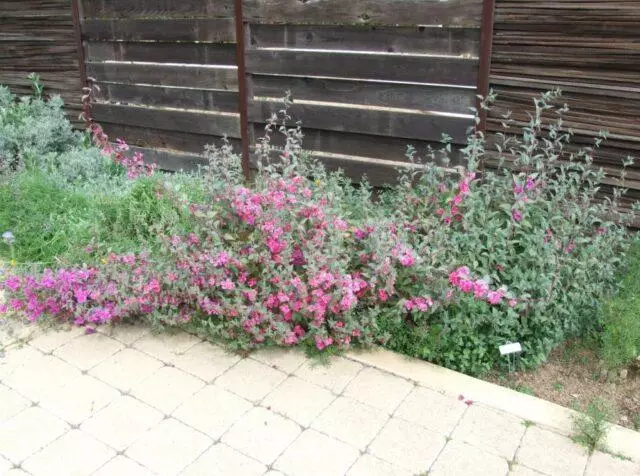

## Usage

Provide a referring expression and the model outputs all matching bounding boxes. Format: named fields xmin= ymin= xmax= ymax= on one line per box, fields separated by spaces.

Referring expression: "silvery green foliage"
xmin=0 ymin=86 xmax=83 ymax=172
xmin=379 ymin=90 xmax=632 ymax=375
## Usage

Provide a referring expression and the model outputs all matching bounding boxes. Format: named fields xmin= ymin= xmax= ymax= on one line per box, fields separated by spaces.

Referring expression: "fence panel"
xmin=243 ymin=0 xmax=483 ymax=185
xmin=488 ymin=0 xmax=640 ymax=211
xmin=79 ymin=0 xmax=241 ymax=170
xmin=0 ymin=0 xmax=82 ymax=123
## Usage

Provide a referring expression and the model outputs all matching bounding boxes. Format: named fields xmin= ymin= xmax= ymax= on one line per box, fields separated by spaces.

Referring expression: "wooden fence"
xmin=73 ymin=0 xmax=484 ymax=184
xmin=488 ymin=0 xmax=640 ymax=210
xmin=1 ymin=0 xmax=640 ymax=197
xmin=0 ymin=0 xmax=83 ymax=123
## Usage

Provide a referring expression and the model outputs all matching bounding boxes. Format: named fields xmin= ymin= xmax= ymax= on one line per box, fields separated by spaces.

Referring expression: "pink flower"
xmin=526 ymin=177 xmax=535 ymax=190
xmin=378 ymin=290 xmax=389 ymax=302
xmin=459 ymin=279 xmax=474 ymax=293
xmin=487 ymin=290 xmax=504 ymax=305
xmin=452 ymin=194 xmax=463 ymax=206
xmin=473 ymin=279 xmax=489 ymax=298
xmin=220 ymin=279 xmax=235 ymax=290
xmin=511 ymin=209 xmax=522 ymax=222
xmin=436 ymin=208 xmax=445 ymax=217
xmin=3 ymin=276 xmax=21 ymax=291
xmin=333 ymin=218 xmax=348 ymax=231
xmin=508 ymin=299 xmax=517 ymax=308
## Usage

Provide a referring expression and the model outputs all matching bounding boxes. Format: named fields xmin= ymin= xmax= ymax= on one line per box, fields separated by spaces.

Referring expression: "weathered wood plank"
xmin=86 ymin=62 xmax=238 ymax=90
xmin=249 ymin=24 xmax=479 ymax=56
xmin=101 ymin=123 xmax=239 ymax=154
xmin=130 ymin=146 xmax=207 ymax=172
xmin=249 ymin=100 xmax=473 ymax=143
xmin=96 ymin=83 xmax=238 ymax=112
xmin=92 ymin=103 xmax=241 ymax=137
xmin=82 ymin=18 xmax=236 ymax=42
xmin=243 ymin=0 xmax=483 ymax=27
xmin=252 ymin=75 xmax=475 ymax=114
xmin=81 ymin=0 xmax=235 ymax=19
xmin=251 ymin=125 xmax=464 ymax=165
xmin=85 ymin=42 xmax=237 ymax=65
xmin=246 ymin=50 xmax=478 ymax=86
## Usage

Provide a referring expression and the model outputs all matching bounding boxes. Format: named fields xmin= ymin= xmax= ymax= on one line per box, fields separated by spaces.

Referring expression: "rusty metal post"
xmin=476 ymin=0 xmax=496 ymax=134
xmin=234 ymin=0 xmax=251 ymax=180
xmin=71 ymin=0 xmax=90 ymax=128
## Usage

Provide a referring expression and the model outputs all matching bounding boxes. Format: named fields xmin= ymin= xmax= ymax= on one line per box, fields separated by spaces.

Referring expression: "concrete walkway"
xmin=0 ymin=320 xmax=639 ymax=476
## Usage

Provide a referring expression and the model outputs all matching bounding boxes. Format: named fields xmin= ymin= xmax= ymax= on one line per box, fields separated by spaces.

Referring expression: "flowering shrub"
xmin=0 ymin=89 xmax=635 ymax=374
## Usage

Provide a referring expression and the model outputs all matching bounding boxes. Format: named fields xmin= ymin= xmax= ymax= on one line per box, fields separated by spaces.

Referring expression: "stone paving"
xmin=0 ymin=321 xmax=639 ymax=476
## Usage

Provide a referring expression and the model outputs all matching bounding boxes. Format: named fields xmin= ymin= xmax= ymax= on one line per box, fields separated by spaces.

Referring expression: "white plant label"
xmin=499 ymin=342 xmax=522 ymax=356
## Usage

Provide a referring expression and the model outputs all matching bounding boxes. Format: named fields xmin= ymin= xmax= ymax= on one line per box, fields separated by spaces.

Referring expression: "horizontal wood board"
xmin=488 ymin=0 xmax=640 ymax=192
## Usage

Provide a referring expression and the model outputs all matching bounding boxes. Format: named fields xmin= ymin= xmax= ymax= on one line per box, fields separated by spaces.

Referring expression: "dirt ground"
xmin=487 ymin=340 xmax=640 ymax=431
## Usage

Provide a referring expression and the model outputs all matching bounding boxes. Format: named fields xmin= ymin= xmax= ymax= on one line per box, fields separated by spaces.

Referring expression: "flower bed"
xmin=0 ymin=86 xmax=635 ymax=375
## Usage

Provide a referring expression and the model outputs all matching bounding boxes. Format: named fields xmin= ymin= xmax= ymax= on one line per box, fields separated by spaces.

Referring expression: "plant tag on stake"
xmin=499 ymin=342 xmax=522 ymax=355
xmin=499 ymin=342 xmax=522 ymax=373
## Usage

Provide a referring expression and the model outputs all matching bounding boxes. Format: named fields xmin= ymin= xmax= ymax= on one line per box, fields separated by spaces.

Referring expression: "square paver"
xmin=133 ymin=331 xmax=201 ymax=363
xmin=173 ymin=342 xmax=241 ymax=383
xmin=262 ymin=376 xmax=335 ymax=426
xmin=2 ymin=352 xmax=80 ymax=401
xmin=394 ymin=386 xmax=466 ymax=435
xmin=430 ymin=440 xmax=509 ymax=476
xmin=39 ymin=375 xmax=120 ymax=425
xmin=126 ymin=418 xmax=212 ymax=476
xmin=222 ymin=407 xmax=301 ymax=465
xmin=93 ymin=456 xmax=155 ymax=476
xmin=0 ymin=384 xmax=30 ymax=422
xmin=130 ymin=366 xmax=204 ymax=413
xmin=28 ymin=326 xmax=84 ymax=353
xmin=0 ymin=344 xmax=42 ymax=381
xmin=311 ymin=396 xmax=389 ymax=450
xmin=451 ymin=404 xmax=525 ymax=459
xmin=585 ymin=450 xmax=640 ymax=476
xmin=98 ymin=322 xmax=150 ymax=345
xmin=174 ymin=385 xmax=252 ymax=439
xmin=275 ymin=429 xmax=360 ymax=476
xmin=182 ymin=444 xmax=266 ymax=476
xmin=81 ymin=396 xmax=164 ymax=451
xmin=54 ymin=333 xmax=123 ymax=370
xmin=369 ymin=417 xmax=446 ymax=473
xmin=250 ymin=347 xmax=307 ymax=374
xmin=22 ymin=430 xmax=115 ymax=476
xmin=294 ymin=357 xmax=362 ymax=394
xmin=344 ymin=367 xmax=413 ymax=414
xmin=90 ymin=348 xmax=164 ymax=392
xmin=347 ymin=454 xmax=413 ymax=476
xmin=0 ymin=407 xmax=68 ymax=463
xmin=216 ymin=359 xmax=286 ymax=402
xmin=516 ymin=426 xmax=588 ymax=476
xmin=4 ymin=470 xmax=30 ymax=476
xmin=0 ymin=454 xmax=12 ymax=473
xmin=509 ymin=464 xmax=547 ymax=476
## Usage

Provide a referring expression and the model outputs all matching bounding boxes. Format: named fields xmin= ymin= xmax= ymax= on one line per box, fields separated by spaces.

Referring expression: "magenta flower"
xmin=487 ymin=290 xmax=504 ymax=305
xmin=511 ymin=209 xmax=522 ymax=222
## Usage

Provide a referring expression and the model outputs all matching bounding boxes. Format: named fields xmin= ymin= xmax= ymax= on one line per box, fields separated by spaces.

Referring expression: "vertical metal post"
xmin=234 ymin=0 xmax=251 ymax=180
xmin=71 ymin=0 xmax=89 ymax=128
xmin=476 ymin=0 xmax=496 ymax=134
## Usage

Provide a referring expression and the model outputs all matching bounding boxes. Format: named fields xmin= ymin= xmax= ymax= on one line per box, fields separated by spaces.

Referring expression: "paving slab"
xmin=0 ymin=324 xmax=637 ymax=476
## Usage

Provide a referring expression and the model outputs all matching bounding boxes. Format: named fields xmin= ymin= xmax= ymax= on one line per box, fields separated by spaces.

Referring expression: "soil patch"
xmin=487 ymin=340 xmax=640 ymax=431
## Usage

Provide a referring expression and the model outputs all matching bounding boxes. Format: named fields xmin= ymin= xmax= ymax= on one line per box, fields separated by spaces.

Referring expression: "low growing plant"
xmin=572 ymin=397 xmax=616 ymax=453
xmin=600 ymin=238 xmax=640 ymax=369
